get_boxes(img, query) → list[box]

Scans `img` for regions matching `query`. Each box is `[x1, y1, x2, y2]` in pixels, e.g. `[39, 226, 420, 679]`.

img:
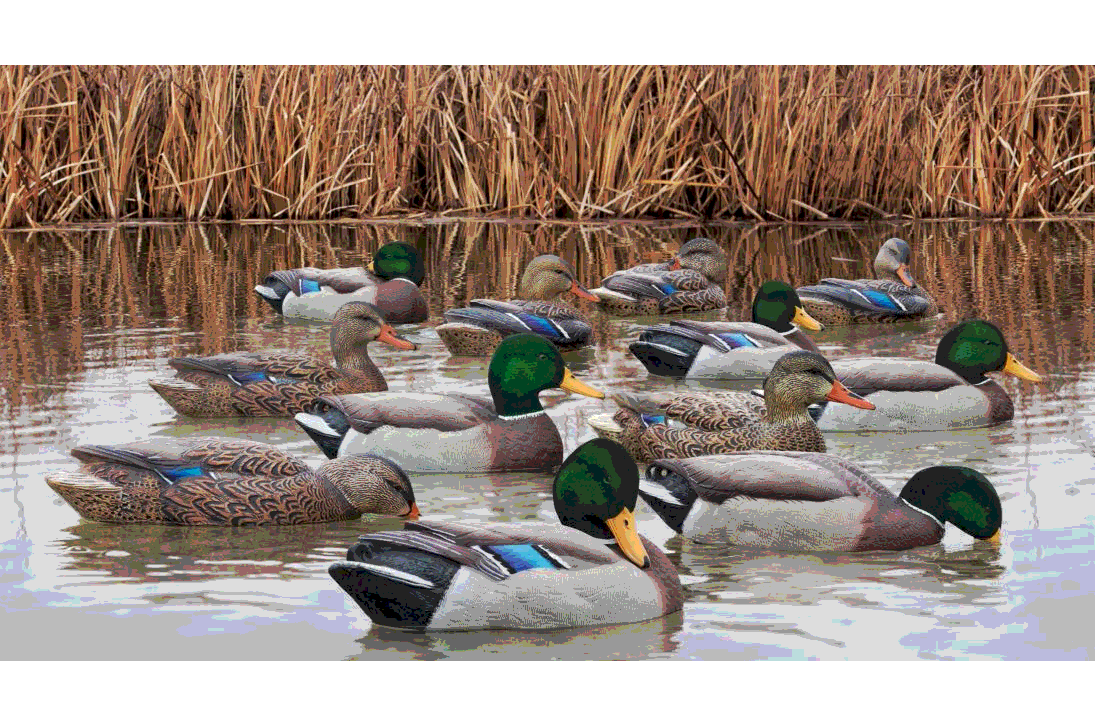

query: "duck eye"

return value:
[538, 353, 548, 360]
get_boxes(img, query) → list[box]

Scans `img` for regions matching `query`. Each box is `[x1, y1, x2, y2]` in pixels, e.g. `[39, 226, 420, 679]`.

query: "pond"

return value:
[2, 220, 1093, 660]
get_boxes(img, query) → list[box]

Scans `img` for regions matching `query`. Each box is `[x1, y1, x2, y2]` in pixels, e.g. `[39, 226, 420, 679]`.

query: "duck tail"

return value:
[295, 405, 351, 459]
[254, 271, 296, 313]
[628, 324, 705, 377]
[637, 463, 698, 533]
[328, 536, 461, 631]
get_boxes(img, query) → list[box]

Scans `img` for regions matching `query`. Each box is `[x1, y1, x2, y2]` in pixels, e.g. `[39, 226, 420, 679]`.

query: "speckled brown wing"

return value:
[171, 353, 342, 386]
[614, 391, 765, 431]
[158, 474, 352, 525]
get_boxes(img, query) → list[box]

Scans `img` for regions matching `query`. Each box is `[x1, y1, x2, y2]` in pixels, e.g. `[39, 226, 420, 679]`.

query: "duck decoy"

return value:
[638, 450, 1002, 551]
[796, 238, 938, 324]
[629, 280, 824, 379]
[327, 438, 683, 631]
[149, 302, 415, 418]
[589, 350, 874, 462]
[436, 254, 599, 356]
[45, 437, 419, 525]
[592, 237, 728, 315]
[294, 334, 604, 473]
[794, 319, 1043, 431]
[255, 241, 428, 323]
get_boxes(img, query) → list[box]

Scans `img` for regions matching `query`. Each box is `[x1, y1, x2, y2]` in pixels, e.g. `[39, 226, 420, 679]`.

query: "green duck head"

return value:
[367, 242, 425, 286]
[899, 466, 1002, 540]
[873, 238, 917, 287]
[518, 255, 599, 302]
[764, 351, 875, 418]
[553, 438, 648, 568]
[487, 334, 604, 417]
[669, 237, 728, 284]
[752, 280, 824, 333]
[318, 453, 420, 518]
[330, 302, 416, 369]
[934, 320, 1042, 385]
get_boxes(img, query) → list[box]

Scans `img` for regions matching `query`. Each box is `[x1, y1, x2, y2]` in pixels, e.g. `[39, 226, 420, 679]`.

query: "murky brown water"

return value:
[2, 220, 1094, 660]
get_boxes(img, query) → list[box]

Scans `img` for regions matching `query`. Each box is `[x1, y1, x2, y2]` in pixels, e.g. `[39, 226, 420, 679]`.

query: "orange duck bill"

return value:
[896, 264, 917, 287]
[826, 380, 876, 410]
[569, 280, 600, 302]
[377, 325, 417, 351]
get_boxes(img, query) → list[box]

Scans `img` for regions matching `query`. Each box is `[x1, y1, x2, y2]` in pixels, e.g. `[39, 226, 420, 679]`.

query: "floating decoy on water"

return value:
[775, 319, 1042, 431]
[327, 438, 683, 631]
[294, 334, 604, 473]
[796, 238, 938, 324]
[255, 241, 428, 323]
[629, 280, 824, 379]
[589, 351, 874, 462]
[149, 302, 415, 418]
[45, 437, 419, 525]
[592, 237, 729, 315]
[436, 254, 599, 356]
[638, 450, 1002, 551]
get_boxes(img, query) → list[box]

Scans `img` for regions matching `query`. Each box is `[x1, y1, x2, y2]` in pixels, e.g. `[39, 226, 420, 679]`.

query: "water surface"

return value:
[2, 220, 1093, 659]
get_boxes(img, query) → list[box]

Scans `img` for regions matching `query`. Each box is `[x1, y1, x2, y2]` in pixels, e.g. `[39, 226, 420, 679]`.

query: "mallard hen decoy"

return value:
[45, 437, 419, 525]
[796, 238, 938, 324]
[589, 351, 874, 462]
[294, 334, 604, 473]
[592, 237, 728, 315]
[795, 319, 1042, 430]
[255, 241, 428, 323]
[629, 280, 824, 379]
[327, 438, 683, 631]
[639, 450, 1002, 551]
[436, 254, 599, 356]
[149, 302, 415, 418]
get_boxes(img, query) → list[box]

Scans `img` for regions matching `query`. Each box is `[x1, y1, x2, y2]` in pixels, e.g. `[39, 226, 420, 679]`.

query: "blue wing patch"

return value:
[641, 414, 667, 427]
[231, 371, 269, 384]
[518, 314, 561, 337]
[858, 289, 900, 310]
[299, 279, 322, 294]
[163, 465, 204, 482]
[479, 544, 568, 573]
[713, 332, 760, 349]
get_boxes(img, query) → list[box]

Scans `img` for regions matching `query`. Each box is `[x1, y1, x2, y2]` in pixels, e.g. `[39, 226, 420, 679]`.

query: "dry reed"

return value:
[2, 66, 1095, 228]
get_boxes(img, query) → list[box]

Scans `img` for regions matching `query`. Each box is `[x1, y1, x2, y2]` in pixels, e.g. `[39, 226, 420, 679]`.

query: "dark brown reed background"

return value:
[3, 65, 1095, 228]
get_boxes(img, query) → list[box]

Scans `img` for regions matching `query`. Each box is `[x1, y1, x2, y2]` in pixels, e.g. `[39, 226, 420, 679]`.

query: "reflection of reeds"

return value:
[2, 222, 1092, 421]
[3, 66, 1095, 228]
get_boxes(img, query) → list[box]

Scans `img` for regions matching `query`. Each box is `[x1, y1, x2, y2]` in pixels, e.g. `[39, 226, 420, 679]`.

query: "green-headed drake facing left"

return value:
[149, 302, 415, 418]
[295, 334, 604, 473]
[328, 438, 683, 631]
[639, 450, 1002, 551]
[255, 241, 428, 323]
[45, 437, 419, 525]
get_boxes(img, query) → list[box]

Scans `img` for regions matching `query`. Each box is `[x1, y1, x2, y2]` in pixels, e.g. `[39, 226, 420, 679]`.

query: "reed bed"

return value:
[2, 66, 1094, 228]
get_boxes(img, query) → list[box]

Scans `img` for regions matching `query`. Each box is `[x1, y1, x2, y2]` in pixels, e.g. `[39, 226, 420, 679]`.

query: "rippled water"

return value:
[2, 221, 1093, 660]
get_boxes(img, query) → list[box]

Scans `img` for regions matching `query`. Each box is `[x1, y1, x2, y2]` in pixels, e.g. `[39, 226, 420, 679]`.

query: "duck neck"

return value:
[762, 392, 814, 424]
[334, 344, 381, 380]
[489, 380, 546, 419]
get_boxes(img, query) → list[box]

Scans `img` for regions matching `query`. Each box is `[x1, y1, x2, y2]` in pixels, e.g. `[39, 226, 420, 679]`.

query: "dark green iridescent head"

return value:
[934, 320, 1010, 383]
[371, 242, 425, 286]
[752, 280, 805, 331]
[899, 466, 1002, 539]
[553, 438, 640, 540]
[486, 334, 566, 416]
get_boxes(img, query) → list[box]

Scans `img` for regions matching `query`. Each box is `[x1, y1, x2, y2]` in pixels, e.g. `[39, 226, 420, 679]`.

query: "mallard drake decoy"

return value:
[629, 280, 824, 379]
[255, 241, 428, 323]
[436, 254, 599, 356]
[638, 450, 1002, 551]
[592, 237, 729, 315]
[294, 334, 604, 473]
[796, 238, 939, 324]
[327, 438, 683, 631]
[149, 302, 415, 418]
[589, 350, 874, 462]
[796, 319, 1042, 431]
[45, 437, 419, 525]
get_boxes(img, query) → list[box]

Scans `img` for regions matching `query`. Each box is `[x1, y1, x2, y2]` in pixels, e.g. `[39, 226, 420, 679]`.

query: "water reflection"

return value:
[3, 219, 1095, 659]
